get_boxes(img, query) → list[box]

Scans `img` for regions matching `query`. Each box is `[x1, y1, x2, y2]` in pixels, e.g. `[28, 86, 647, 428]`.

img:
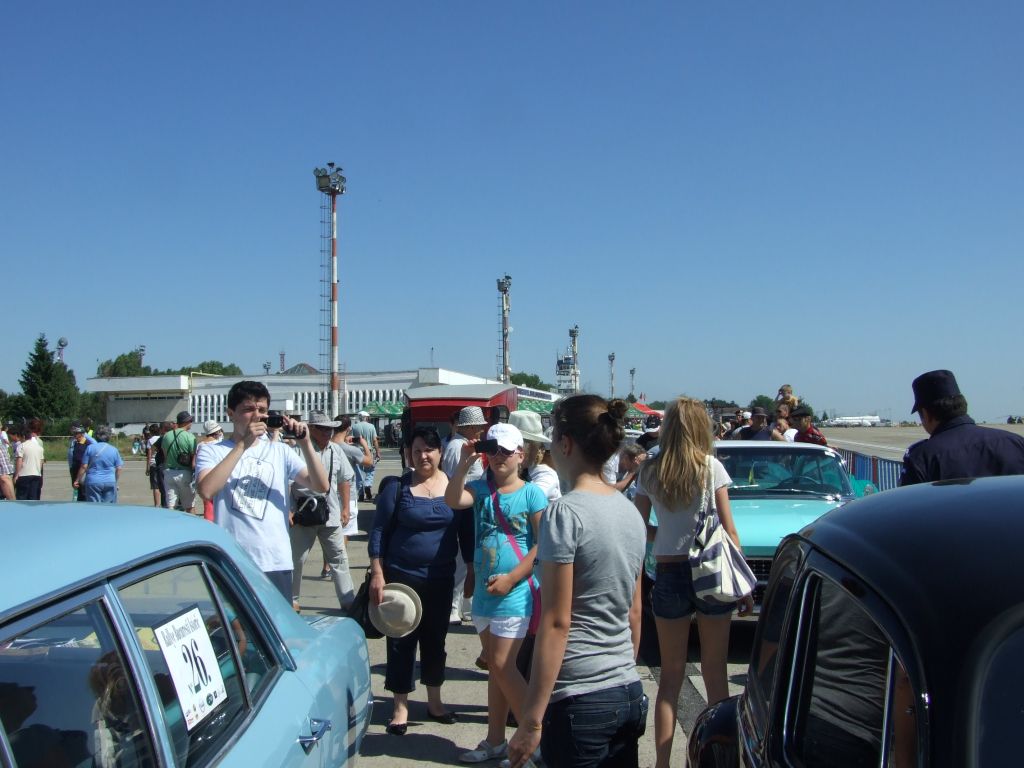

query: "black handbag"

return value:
[347, 570, 384, 639]
[293, 450, 334, 527]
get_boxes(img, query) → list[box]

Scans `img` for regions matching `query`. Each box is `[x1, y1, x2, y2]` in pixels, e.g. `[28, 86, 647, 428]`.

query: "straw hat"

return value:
[369, 583, 423, 638]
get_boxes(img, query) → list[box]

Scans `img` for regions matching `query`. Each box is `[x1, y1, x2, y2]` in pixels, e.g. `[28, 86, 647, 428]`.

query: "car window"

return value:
[716, 448, 852, 497]
[746, 543, 800, 730]
[118, 563, 274, 767]
[789, 577, 892, 767]
[0, 601, 157, 768]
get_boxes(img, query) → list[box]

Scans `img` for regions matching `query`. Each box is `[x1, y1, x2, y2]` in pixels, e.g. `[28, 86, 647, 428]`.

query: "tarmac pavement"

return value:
[39, 449, 687, 766]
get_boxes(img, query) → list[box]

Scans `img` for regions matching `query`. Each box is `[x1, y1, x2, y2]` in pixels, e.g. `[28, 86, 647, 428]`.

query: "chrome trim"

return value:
[780, 575, 816, 757]
[298, 718, 332, 754]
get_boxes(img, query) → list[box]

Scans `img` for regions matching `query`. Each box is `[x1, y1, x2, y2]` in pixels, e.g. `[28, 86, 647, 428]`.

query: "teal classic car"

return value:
[0, 504, 371, 767]
[715, 440, 875, 611]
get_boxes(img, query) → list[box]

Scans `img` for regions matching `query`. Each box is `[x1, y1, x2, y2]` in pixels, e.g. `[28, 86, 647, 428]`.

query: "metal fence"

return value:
[834, 447, 903, 491]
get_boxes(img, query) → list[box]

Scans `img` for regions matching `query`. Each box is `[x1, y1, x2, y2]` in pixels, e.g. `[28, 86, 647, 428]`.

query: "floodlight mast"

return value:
[313, 163, 347, 416]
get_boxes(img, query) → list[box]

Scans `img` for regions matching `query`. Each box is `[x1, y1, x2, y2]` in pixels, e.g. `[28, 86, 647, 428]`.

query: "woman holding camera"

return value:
[368, 426, 473, 735]
[446, 423, 546, 764]
[508, 396, 647, 768]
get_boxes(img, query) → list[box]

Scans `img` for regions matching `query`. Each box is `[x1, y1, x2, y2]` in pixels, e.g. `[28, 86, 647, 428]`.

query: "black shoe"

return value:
[426, 710, 458, 725]
[386, 721, 408, 735]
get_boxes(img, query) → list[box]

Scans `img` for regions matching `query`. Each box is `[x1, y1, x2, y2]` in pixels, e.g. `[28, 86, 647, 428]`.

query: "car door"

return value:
[767, 556, 918, 768]
[112, 558, 328, 767]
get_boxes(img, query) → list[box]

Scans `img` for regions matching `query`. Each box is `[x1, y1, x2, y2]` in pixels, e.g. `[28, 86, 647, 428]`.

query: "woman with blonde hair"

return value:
[633, 397, 752, 768]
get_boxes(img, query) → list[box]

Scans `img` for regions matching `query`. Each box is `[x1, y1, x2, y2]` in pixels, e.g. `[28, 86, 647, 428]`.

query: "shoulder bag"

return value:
[689, 456, 757, 605]
[487, 474, 542, 634]
[293, 449, 334, 527]
[172, 431, 196, 470]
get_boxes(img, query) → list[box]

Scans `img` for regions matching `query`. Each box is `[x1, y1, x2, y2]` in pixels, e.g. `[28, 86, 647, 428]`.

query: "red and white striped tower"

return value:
[314, 163, 347, 416]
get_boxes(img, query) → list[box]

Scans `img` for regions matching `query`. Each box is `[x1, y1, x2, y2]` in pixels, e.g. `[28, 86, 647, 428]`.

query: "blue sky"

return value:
[3, 2, 1022, 421]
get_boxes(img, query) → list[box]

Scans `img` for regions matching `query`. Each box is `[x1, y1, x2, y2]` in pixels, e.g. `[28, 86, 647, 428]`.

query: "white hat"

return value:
[202, 420, 223, 436]
[456, 406, 488, 427]
[507, 411, 549, 446]
[742, 411, 752, 420]
[487, 423, 523, 452]
[308, 410, 341, 428]
[358, 410, 370, 418]
[369, 583, 423, 638]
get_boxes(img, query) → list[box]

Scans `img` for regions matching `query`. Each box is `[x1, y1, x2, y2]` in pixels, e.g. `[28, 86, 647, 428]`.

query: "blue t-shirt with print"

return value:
[469, 477, 547, 618]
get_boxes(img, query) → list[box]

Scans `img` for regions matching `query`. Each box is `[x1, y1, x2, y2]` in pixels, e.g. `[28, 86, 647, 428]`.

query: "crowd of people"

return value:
[4, 369, 1024, 766]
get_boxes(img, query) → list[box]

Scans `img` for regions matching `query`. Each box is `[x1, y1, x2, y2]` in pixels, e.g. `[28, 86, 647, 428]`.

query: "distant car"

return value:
[0, 504, 371, 767]
[714, 441, 875, 611]
[688, 476, 1024, 767]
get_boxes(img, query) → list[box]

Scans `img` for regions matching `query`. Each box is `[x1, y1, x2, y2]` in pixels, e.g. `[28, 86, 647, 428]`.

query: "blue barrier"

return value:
[834, 446, 902, 491]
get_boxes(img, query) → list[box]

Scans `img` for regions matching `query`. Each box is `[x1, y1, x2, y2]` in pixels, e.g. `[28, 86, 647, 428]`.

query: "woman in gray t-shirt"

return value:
[508, 395, 648, 768]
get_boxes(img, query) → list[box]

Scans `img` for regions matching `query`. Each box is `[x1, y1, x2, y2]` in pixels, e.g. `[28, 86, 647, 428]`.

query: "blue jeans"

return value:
[85, 482, 118, 503]
[356, 464, 375, 493]
[541, 680, 648, 768]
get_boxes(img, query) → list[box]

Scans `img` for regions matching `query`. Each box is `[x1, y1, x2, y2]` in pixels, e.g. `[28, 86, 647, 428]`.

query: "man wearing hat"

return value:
[791, 406, 828, 446]
[161, 411, 198, 512]
[352, 411, 380, 501]
[900, 369, 1024, 485]
[442, 406, 489, 624]
[738, 407, 773, 440]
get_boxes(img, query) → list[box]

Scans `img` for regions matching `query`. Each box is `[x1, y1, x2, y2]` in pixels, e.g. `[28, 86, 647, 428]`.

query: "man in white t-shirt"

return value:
[196, 381, 329, 602]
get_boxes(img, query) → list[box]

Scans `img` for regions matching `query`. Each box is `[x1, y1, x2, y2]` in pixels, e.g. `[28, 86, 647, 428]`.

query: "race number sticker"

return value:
[154, 606, 228, 731]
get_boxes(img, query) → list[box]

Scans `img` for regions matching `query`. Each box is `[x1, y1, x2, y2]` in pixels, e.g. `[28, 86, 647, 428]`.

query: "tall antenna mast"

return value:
[497, 274, 512, 383]
[314, 162, 347, 416]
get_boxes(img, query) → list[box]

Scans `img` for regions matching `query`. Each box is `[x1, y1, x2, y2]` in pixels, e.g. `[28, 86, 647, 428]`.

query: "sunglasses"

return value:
[485, 445, 516, 458]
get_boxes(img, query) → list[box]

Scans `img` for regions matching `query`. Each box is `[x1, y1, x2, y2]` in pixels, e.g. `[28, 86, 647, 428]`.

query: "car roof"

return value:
[795, 476, 1024, 751]
[714, 440, 835, 453]
[0, 503, 243, 623]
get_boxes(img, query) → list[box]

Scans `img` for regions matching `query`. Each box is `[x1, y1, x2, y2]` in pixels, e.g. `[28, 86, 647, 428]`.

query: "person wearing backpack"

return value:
[161, 411, 198, 513]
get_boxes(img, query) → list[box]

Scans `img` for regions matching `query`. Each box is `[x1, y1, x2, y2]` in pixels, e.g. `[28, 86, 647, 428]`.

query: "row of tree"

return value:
[0, 335, 242, 434]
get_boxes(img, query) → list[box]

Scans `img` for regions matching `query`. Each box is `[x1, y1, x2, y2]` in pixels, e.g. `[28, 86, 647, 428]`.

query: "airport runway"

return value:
[822, 423, 1024, 461]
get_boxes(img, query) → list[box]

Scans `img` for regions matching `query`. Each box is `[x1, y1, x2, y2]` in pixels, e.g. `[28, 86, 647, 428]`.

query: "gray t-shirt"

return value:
[538, 489, 646, 702]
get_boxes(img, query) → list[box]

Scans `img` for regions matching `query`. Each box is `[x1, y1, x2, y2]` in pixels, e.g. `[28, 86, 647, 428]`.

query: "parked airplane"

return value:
[826, 415, 882, 427]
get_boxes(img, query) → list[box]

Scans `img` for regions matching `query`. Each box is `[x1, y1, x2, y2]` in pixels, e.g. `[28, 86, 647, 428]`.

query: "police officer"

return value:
[899, 369, 1024, 485]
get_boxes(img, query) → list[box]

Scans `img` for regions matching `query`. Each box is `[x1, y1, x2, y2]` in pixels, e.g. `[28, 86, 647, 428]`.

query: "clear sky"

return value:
[3, 2, 1022, 421]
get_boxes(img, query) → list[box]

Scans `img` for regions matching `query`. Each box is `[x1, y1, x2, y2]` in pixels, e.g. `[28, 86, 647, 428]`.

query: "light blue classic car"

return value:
[0, 503, 372, 767]
[715, 440, 876, 611]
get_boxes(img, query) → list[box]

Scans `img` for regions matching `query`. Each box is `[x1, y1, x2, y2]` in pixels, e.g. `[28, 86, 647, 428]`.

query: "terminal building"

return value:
[89, 366, 557, 430]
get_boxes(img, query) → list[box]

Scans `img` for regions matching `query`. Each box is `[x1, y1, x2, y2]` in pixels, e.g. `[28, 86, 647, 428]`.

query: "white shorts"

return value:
[472, 614, 530, 639]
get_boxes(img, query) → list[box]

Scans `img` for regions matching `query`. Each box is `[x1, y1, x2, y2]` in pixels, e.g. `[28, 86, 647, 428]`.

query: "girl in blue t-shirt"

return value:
[445, 422, 547, 764]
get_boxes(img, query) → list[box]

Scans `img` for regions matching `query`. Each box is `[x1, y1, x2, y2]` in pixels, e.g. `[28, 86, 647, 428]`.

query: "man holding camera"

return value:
[196, 380, 329, 601]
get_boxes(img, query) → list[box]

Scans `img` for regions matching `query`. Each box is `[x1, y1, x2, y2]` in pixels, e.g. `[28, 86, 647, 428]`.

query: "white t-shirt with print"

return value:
[196, 437, 307, 572]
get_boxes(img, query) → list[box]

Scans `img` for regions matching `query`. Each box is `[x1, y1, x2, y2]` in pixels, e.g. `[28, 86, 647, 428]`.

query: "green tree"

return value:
[648, 400, 668, 410]
[175, 360, 244, 376]
[510, 372, 554, 392]
[820, 410, 829, 422]
[747, 394, 776, 414]
[15, 334, 81, 422]
[97, 348, 153, 377]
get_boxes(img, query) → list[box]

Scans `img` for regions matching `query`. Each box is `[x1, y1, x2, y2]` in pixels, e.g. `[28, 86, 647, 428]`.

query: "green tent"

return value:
[363, 401, 405, 417]
[517, 398, 554, 414]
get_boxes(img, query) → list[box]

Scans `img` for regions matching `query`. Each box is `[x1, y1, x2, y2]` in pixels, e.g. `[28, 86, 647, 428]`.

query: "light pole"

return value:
[608, 353, 616, 398]
[629, 368, 636, 399]
[313, 163, 347, 417]
[497, 275, 512, 383]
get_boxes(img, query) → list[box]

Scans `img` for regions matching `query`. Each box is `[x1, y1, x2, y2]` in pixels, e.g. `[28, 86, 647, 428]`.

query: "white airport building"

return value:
[88, 367, 511, 428]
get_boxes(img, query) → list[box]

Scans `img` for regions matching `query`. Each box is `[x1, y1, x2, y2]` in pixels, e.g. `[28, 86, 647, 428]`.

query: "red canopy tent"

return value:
[632, 402, 660, 415]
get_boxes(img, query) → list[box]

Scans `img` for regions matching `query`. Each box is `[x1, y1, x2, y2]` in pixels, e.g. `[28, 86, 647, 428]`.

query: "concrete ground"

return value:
[38, 449, 687, 766]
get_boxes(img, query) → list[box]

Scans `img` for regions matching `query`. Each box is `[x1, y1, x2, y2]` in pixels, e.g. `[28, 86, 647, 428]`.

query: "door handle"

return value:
[298, 718, 332, 754]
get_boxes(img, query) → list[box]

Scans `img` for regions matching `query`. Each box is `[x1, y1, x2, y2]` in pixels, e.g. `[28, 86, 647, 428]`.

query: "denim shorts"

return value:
[652, 562, 735, 619]
[542, 680, 648, 768]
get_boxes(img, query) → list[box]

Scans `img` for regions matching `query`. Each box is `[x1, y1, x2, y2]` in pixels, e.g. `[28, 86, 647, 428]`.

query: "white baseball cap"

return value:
[487, 423, 524, 452]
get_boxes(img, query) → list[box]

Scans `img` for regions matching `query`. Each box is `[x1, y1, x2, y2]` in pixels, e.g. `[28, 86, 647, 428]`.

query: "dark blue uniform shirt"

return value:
[900, 416, 1024, 486]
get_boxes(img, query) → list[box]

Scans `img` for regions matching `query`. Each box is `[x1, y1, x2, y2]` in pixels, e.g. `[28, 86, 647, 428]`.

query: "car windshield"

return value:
[715, 447, 854, 498]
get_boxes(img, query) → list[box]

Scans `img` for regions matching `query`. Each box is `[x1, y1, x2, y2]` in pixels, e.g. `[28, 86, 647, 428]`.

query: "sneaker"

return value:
[498, 747, 540, 768]
[460, 740, 507, 763]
